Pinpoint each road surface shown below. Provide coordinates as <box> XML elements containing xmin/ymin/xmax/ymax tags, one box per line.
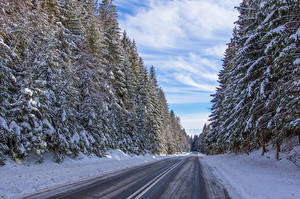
<box><xmin>25</xmin><ymin>155</ymin><xmax>228</xmax><ymax>199</ymax></box>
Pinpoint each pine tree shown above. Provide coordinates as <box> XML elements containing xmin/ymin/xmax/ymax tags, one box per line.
<box><xmin>259</xmin><ymin>0</ymin><xmax>300</xmax><ymax>158</ymax></box>
<box><xmin>207</xmin><ymin>0</ymin><xmax>300</xmax><ymax>158</ymax></box>
<box><xmin>208</xmin><ymin>28</ymin><xmax>238</xmax><ymax>153</ymax></box>
<box><xmin>157</xmin><ymin>89</ymin><xmax>170</xmax><ymax>153</ymax></box>
<box><xmin>0</xmin><ymin>0</ymin><xmax>190</xmax><ymax>164</ymax></box>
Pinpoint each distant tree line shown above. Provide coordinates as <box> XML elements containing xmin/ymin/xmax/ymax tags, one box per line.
<box><xmin>189</xmin><ymin>124</ymin><xmax>210</xmax><ymax>153</ymax></box>
<box><xmin>0</xmin><ymin>0</ymin><xmax>190</xmax><ymax>164</ymax></box>
<box><xmin>206</xmin><ymin>0</ymin><xmax>300</xmax><ymax>159</ymax></box>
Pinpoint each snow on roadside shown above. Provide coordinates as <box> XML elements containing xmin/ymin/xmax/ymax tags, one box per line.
<box><xmin>202</xmin><ymin>149</ymin><xmax>300</xmax><ymax>199</ymax></box>
<box><xmin>0</xmin><ymin>150</ymin><xmax>169</xmax><ymax>199</ymax></box>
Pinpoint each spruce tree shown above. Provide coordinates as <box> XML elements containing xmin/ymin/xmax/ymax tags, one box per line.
<box><xmin>0</xmin><ymin>0</ymin><xmax>190</xmax><ymax>164</ymax></box>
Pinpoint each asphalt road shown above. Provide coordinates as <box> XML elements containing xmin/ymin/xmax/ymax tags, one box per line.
<box><xmin>26</xmin><ymin>155</ymin><xmax>227</xmax><ymax>199</ymax></box>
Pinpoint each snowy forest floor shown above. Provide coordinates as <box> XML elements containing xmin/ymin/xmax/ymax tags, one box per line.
<box><xmin>2</xmin><ymin>148</ymin><xmax>300</xmax><ymax>199</ymax></box>
<box><xmin>202</xmin><ymin>145</ymin><xmax>300</xmax><ymax>199</ymax></box>
<box><xmin>0</xmin><ymin>150</ymin><xmax>178</xmax><ymax>199</ymax></box>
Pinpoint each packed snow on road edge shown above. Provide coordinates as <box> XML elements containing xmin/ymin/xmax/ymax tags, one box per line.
<box><xmin>0</xmin><ymin>150</ymin><xmax>176</xmax><ymax>199</ymax></box>
<box><xmin>202</xmin><ymin>148</ymin><xmax>300</xmax><ymax>199</ymax></box>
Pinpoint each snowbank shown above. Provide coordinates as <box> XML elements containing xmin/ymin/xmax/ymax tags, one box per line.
<box><xmin>0</xmin><ymin>150</ymin><xmax>169</xmax><ymax>199</ymax></box>
<box><xmin>203</xmin><ymin>149</ymin><xmax>300</xmax><ymax>199</ymax></box>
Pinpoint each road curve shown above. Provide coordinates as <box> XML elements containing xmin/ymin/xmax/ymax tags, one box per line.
<box><xmin>25</xmin><ymin>155</ymin><xmax>227</xmax><ymax>199</ymax></box>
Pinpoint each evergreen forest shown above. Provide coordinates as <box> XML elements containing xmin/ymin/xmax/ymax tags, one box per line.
<box><xmin>0</xmin><ymin>0</ymin><xmax>190</xmax><ymax>164</ymax></box>
<box><xmin>207</xmin><ymin>0</ymin><xmax>300</xmax><ymax>158</ymax></box>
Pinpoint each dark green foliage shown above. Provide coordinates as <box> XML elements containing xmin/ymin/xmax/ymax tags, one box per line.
<box><xmin>0</xmin><ymin>0</ymin><xmax>189</xmax><ymax>163</ymax></box>
<box><xmin>207</xmin><ymin>0</ymin><xmax>300</xmax><ymax>156</ymax></box>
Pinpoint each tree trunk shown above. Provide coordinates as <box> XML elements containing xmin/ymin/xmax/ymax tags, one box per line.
<box><xmin>261</xmin><ymin>140</ymin><xmax>266</xmax><ymax>156</ymax></box>
<box><xmin>247</xmin><ymin>144</ymin><xmax>250</xmax><ymax>155</ymax></box>
<box><xmin>276</xmin><ymin>143</ymin><xmax>280</xmax><ymax>160</ymax></box>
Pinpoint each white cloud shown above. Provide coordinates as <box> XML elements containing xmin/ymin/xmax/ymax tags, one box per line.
<box><xmin>211</xmin><ymin>0</ymin><xmax>242</xmax><ymax>9</ymax></box>
<box><xmin>120</xmin><ymin>1</ymin><xmax>184</xmax><ymax>49</ymax></box>
<box><xmin>116</xmin><ymin>0</ymin><xmax>242</xmax><ymax>129</ymax></box>
<box><xmin>180</xmin><ymin>112</ymin><xmax>211</xmax><ymax>130</ymax></box>
<box><xmin>204</xmin><ymin>44</ymin><xmax>227</xmax><ymax>57</ymax></box>
<box><xmin>160</xmin><ymin>86</ymin><xmax>214</xmax><ymax>104</ymax></box>
<box><xmin>165</xmin><ymin>92</ymin><xmax>212</xmax><ymax>104</ymax></box>
<box><xmin>152</xmin><ymin>53</ymin><xmax>219</xmax><ymax>90</ymax></box>
<box><xmin>119</xmin><ymin>0</ymin><xmax>240</xmax><ymax>50</ymax></box>
<box><xmin>173</xmin><ymin>73</ymin><xmax>216</xmax><ymax>91</ymax></box>
<box><xmin>114</xmin><ymin>0</ymin><xmax>147</xmax><ymax>9</ymax></box>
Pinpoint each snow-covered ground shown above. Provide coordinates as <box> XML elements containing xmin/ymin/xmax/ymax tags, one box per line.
<box><xmin>202</xmin><ymin>148</ymin><xmax>300</xmax><ymax>199</ymax></box>
<box><xmin>2</xmin><ymin>148</ymin><xmax>299</xmax><ymax>199</ymax></box>
<box><xmin>0</xmin><ymin>150</ymin><xmax>171</xmax><ymax>199</ymax></box>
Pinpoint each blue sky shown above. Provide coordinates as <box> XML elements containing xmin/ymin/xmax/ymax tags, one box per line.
<box><xmin>114</xmin><ymin>0</ymin><xmax>241</xmax><ymax>135</ymax></box>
